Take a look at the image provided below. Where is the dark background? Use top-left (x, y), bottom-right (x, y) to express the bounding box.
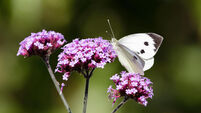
top-left (0, 0), bottom-right (201, 113)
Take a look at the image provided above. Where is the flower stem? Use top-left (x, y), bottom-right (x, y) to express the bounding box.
top-left (83, 77), bottom-right (90, 113)
top-left (43, 56), bottom-right (72, 113)
top-left (82, 68), bottom-right (94, 113)
top-left (112, 97), bottom-right (129, 113)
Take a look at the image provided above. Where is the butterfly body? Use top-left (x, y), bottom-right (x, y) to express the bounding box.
top-left (111, 33), bottom-right (163, 75)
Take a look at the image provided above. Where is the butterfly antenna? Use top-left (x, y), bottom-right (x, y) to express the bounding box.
top-left (107, 19), bottom-right (116, 39)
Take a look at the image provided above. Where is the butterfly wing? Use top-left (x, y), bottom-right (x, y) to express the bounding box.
top-left (143, 58), bottom-right (154, 71)
top-left (114, 42), bottom-right (145, 75)
top-left (118, 33), bottom-right (163, 60)
top-left (118, 33), bottom-right (163, 71)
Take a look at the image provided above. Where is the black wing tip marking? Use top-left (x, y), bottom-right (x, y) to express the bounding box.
top-left (147, 33), bottom-right (163, 51)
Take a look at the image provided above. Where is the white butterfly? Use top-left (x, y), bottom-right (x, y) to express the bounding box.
top-left (108, 20), bottom-right (163, 75)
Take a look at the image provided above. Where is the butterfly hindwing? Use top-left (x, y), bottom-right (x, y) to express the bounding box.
top-left (143, 58), bottom-right (154, 71)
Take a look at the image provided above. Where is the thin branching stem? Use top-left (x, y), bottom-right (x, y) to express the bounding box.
top-left (82, 68), bottom-right (95, 113)
top-left (89, 68), bottom-right (95, 78)
top-left (80, 70), bottom-right (87, 78)
top-left (112, 96), bottom-right (129, 113)
top-left (43, 56), bottom-right (72, 113)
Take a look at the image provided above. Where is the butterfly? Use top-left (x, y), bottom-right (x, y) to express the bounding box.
top-left (107, 20), bottom-right (163, 75)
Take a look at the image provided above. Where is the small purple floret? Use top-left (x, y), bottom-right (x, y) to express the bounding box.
top-left (17, 30), bottom-right (66, 57)
top-left (108, 71), bottom-right (154, 106)
top-left (55, 37), bottom-right (117, 81)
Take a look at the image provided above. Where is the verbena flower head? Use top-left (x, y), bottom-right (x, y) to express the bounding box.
top-left (108, 71), bottom-right (153, 106)
top-left (55, 37), bottom-right (117, 80)
top-left (17, 30), bottom-right (66, 57)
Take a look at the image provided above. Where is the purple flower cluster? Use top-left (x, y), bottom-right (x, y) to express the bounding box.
top-left (55, 37), bottom-right (117, 81)
top-left (108, 71), bottom-right (153, 106)
top-left (17, 30), bottom-right (66, 57)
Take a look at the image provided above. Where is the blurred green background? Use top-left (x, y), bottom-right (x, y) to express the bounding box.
top-left (1, 0), bottom-right (201, 113)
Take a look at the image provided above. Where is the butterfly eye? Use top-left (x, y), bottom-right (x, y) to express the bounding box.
top-left (144, 41), bottom-right (149, 46)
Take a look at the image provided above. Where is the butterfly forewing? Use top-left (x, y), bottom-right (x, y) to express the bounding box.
top-left (116, 43), bottom-right (145, 75)
top-left (147, 33), bottom-right (163, 53)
